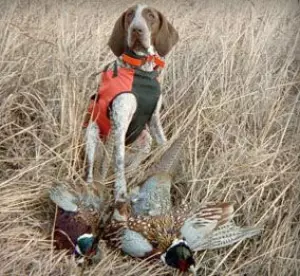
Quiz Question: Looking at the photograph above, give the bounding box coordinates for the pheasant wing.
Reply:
[49,184,78,212]
[180,203,234,251]
[121,229,154,258]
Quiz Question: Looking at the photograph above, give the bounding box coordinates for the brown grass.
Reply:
[1,0,300,275]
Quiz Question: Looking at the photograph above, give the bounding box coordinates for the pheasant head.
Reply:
[75,233,101,264]
[161,239,196,273]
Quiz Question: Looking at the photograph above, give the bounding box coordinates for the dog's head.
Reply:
[108,4,179,57]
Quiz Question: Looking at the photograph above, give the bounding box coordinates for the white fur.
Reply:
[85,121,99,184]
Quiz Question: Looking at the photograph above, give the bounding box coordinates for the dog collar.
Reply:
[121,53,165,68]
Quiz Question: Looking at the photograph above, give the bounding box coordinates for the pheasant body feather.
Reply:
[131,172,171,216]
[130,125,192,217]
[103,204,189,257]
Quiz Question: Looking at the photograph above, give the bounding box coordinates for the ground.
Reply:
[0,0,300,275]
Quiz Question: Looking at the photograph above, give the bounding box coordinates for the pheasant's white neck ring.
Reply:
[160,252,166,264]
[78,233,94,239]
[189,265,197,276]
[75,244,83,256]
[169,238,188,249]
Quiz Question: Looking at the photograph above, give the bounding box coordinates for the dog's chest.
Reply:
[126,68,161,143]
[87,63,161,143]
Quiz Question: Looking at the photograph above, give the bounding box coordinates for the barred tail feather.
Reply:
[191,221,262,251]
[147,135,188,176]
[147,116,197,177]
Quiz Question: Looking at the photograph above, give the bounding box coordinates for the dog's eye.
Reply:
[147,11,155,20]
[126,11,135,21]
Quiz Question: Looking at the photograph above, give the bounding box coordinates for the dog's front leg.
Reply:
[85,121,99,184]
[111,94,137,202]
[149,95,167,145]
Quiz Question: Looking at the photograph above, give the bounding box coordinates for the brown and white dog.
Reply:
[84,4,178,202]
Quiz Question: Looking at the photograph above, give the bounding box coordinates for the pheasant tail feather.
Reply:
[147,116,197,177]
[192,221,262,251]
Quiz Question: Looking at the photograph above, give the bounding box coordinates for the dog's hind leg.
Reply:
[149,95,167,145]
[125,127,152,174]
[111,93,137,202]
[85,121,99,184]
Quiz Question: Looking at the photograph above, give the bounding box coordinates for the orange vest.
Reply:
[84,61,161,145]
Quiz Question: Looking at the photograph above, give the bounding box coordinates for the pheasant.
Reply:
[102,118,262,274]
[49,182,104,264]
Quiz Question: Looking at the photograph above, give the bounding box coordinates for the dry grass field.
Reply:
[1,0,300,275]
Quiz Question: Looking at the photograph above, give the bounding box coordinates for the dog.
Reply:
[84,4,179,203]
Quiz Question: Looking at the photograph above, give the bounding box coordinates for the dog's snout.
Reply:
[132,27,143,35]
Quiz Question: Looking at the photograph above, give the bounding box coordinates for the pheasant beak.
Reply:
[189,265,197,275]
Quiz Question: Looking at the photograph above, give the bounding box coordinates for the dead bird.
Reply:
[49,182,104,264]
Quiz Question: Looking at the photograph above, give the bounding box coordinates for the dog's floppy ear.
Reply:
[108,12,127,57]
[154,11,179,57]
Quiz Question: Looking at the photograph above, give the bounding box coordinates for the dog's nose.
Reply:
[132,27,143,35]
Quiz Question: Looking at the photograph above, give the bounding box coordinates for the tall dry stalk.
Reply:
[0,0,299,275]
